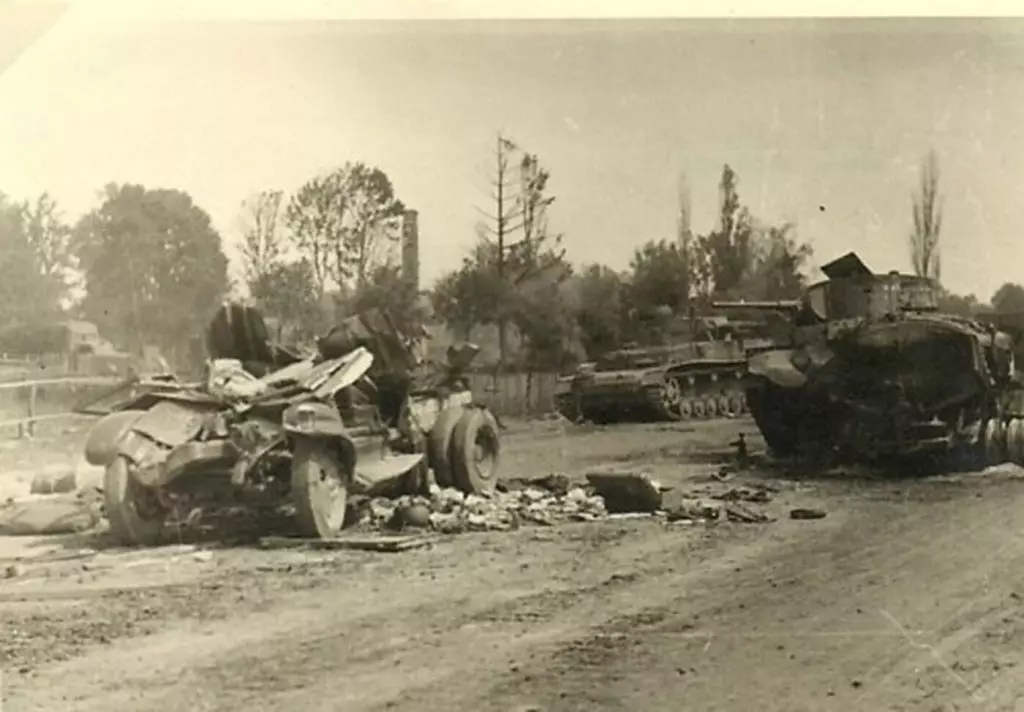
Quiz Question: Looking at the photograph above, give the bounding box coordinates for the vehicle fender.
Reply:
[747,350,808,389]
[84,409,146,467]
[282,401,349,440]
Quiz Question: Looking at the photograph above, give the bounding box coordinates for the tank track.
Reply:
[555,366,750,424]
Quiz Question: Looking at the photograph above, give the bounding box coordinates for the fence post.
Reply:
[27,382,37,438]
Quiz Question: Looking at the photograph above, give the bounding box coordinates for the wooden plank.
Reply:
[259,533,441,552]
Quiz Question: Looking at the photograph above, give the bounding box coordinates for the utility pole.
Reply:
[496,134,507,372]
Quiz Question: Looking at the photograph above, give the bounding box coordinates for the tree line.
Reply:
[0,139,1018,373]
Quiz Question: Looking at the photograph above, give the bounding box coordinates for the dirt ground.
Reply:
[5,416,1024,711]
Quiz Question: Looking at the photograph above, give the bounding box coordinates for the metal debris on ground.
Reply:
[259,533,441,552]
[790,507,827,520]
[349,482,608,535]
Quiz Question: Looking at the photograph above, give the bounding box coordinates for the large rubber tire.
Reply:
[428,408,465,488]
[450,409,501,496]
[291,439,349,539]
[104,456,168,547]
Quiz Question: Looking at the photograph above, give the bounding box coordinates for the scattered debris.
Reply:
[790,507,827,520]
[714,486,772,504]
[724,502,773,523]
[665,499,721,522]
[347,481,608,536]
[260,533,441,552]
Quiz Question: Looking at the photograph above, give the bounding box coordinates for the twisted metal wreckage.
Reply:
[715,251,1024,468]
[76,304,502,546]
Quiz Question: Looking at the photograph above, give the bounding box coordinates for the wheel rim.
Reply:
[693,400,706,418]
[473,428,498,484]
[728,395,744,415]
[661,378,682,410]
[311,460,347,532]
[679,400,693,419]
[717,396,731,415]
[704,399,718,418]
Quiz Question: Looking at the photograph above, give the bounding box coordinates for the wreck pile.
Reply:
[346,471,777,536]
[350,482,609,534]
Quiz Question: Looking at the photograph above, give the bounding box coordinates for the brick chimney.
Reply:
[401,209,420,292]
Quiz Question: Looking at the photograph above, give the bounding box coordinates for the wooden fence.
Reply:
[0,374,122,439]
[467,372,561,418]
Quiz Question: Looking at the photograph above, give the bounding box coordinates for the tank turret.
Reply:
[734,251,1021,470]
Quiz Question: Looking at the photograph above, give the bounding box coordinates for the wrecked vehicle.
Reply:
[77,304,501,546]
[553,316,771,423]
[715,252,1024,468]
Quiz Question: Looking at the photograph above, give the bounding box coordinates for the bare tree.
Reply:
[910,150,943,280]
[239,190,284,288]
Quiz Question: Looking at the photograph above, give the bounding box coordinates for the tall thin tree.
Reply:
[910,150,943,281]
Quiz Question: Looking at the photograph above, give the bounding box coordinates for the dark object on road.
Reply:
[790,508,827,520]
[585,471,663,513]
[716,251,1024,469]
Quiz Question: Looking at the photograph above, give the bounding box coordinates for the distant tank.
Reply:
[715,252,1024,468]
[553,315,773,424]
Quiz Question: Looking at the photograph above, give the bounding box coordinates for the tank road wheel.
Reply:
[692,399,706,419]
[291,439,349,539]
[679,399,694,419]
[654,377,683,421]
[983,418,1005,466]
[428,408,465,488]
[104,456,168,547]
[703,398,718,419]
[727,394,744,417]
[451,409,501,496]
[716,395,732,418]
[1007,419,1024,465]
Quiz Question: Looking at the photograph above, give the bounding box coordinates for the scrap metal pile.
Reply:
[75,304,503,547]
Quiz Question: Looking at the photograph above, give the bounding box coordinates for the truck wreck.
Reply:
[76,304,501,546]
[716,252,1024,468]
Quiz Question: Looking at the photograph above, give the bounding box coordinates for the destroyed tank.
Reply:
[553,316,772,424]
[714,252,1024,468]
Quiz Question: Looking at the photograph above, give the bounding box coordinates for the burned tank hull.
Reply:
[722,251,1024,469]
[554,340,756,424]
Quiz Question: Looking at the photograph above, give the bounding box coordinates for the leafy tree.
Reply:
[992,283,1024,313]
[0,192,70,326]
[239,190,284,288]
[571,264,627,359]
[625,239,690,317]
[284,162,405,297]
[937,288,988,317]
[249,259,323,343]
[703,165,758,296]
[73,184,230,355]
[745,223,814,300]
[352,264,429,339]
[910,149,942,280]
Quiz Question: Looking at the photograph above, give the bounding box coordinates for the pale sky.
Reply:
[2,4,1024,300]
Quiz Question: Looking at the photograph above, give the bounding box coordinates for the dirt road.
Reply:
[5,420,1024,711]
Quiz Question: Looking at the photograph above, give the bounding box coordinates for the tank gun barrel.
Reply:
[711,299,802,312]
